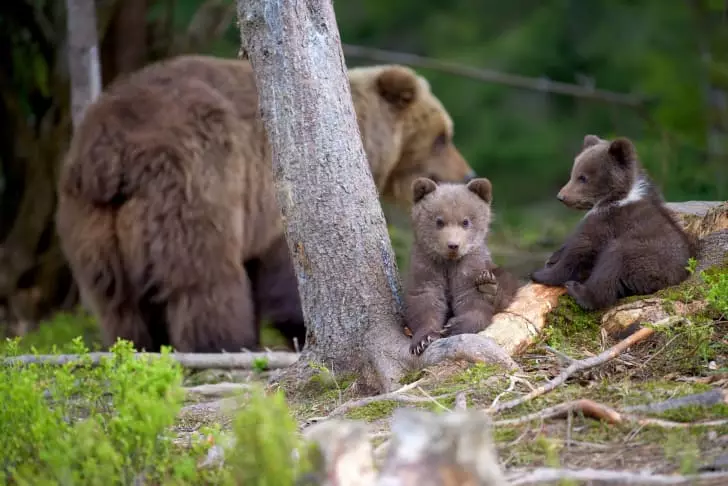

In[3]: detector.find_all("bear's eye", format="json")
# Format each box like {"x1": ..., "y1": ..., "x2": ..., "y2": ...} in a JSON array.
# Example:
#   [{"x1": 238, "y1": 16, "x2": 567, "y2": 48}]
[
  {"x1": 577, "y1": 175, "x2": 587, "y2": 183},
  {"x1": 435, "y1": 217, "x2": 445, "y2": 229},
  {"x1": 433, "y1": 132, "x2": 448, "y2": 151},
  {"x1": 462, "y1": 218, "x2": 470, "y2": 228}
]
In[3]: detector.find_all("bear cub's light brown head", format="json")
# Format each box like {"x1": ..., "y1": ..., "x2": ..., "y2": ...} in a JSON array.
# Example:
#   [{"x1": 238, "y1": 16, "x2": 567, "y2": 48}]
[
  {"x1": 557, "y1": 134, "x2": 654, "y2": 211},
  {"x1": 411, "y1": 177, "x2": 493, "y2": 261}
]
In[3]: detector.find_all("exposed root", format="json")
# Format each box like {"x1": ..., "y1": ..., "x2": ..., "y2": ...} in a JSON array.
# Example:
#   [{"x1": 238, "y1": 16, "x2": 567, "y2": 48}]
[{"x1": 419, "y1": 333, "x2": 519, "y2": 371}]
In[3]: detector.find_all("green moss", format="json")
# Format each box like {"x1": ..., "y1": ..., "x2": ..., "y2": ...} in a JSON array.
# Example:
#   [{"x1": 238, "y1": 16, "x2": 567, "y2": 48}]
[
  {"x1": 345, "y1": 400, "x2": 397, "y2": 421},
  {"x1": 399, "y1": 369, "x2": 425, "y2": 385},
  {"x1": 543, "y1": 295, "x2": 602, "y2": 355}
]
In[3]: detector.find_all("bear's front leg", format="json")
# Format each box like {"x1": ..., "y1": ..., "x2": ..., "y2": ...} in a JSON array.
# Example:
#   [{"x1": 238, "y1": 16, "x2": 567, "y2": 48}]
[
  {"x1": 405, "y1": 288, "x2": 449, "y2": 356},
  {"x1": 565, "y1": 243, "x2": 623, "y2": 311},
  {"x1": 530, "y1": 238, "x2": 593, "y2": 286}
]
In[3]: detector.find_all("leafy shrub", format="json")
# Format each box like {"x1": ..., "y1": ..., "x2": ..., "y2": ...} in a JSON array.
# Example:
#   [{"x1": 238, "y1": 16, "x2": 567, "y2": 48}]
[
  {"x1": 0, "y1": 338, "x2": 204, "y2": 484},
  {"x1": 0, "y1": 335, "x2": 314, "y2": 485}
]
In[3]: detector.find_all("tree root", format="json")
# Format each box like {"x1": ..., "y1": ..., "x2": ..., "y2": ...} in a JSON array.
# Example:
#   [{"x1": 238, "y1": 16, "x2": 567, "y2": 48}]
[{"x1": 419, "y1": 333, "x2": 520, "y2": 371}]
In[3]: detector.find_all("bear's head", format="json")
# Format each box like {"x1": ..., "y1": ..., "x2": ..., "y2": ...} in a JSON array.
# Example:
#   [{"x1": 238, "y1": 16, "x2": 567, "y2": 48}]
[
  {"x1": 557, "y1": 134, "x2": 650, "y2": 211},
  {"x1": 348, "y1": 65, "x2": 475, "y2": 207},
  {"x1": 410, "y1": 177, "x2": 492, "y2": 261}
]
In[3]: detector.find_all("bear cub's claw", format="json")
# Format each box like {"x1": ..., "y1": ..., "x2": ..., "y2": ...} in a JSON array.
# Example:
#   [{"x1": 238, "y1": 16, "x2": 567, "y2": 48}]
[
  {"x1": 475, "y1": 269, "x2": 498, "y2": 300},
  {"x1": 409, "y1": 330, "x2": 442, "y2": 356}
]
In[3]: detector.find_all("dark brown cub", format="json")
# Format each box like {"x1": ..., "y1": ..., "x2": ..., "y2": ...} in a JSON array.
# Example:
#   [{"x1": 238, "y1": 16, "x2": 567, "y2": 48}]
[{"x1": 530, "y1": 134, "x2": 696, "y2": 310}]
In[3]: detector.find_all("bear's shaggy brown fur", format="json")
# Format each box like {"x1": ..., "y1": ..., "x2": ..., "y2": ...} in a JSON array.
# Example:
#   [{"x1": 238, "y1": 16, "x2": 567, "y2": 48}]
[
  {"x1": 530, "y1": 134, "x2": 696, "y2": 310},
  {"x1": 404, "y1": 178, "x2": 518, "y2": 355},
  {"x1": 56, "y1": 54, "x2": 476, "y2": 353}
]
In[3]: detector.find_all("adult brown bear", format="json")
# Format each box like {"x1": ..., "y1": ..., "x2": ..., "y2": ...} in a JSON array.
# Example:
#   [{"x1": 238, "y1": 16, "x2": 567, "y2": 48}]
[{"x1": 56, "y1": 55, "x2": 476, "y2": 353}]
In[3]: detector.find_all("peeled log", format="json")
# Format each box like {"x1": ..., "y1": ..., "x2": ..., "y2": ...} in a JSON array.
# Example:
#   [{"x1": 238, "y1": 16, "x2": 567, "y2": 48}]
[
  {"x1": 478, "y1": 283, "x2": 565, "y2": 355},
  {"x1": 470, "y1": 200, "x2": 726, "y2": 357}
]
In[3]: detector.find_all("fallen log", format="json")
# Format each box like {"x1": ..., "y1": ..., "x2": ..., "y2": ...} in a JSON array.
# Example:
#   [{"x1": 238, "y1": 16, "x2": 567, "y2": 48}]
[{"x1": 1, "y1": 351, "x2": 299, "y2": 369}]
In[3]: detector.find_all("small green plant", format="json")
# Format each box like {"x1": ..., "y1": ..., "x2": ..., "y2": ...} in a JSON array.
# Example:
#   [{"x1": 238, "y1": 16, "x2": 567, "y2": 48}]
[
  {"x1": 703, "y1": 270, "x2": 728, "y2": 319},
  {"x1": 252, "y1": 356, "x2": 270, "y2": 373},
  {"x1": 226, "y1": 384, "x2": 313, "y2": 486}
]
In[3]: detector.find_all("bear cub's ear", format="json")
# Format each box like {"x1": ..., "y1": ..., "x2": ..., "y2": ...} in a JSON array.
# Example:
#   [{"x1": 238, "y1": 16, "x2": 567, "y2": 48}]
[
  {"x1": 608, "y1": 137, "x2": 636, "y2": 167},
  {"x1": 467, "y1": 178, "x2": 492, "y2": 204},
  {"x1": 412, "y1": 177, "x2": 438, "y2": 203},
  {"x1": 377, "y1": 66, "x2": 419, "y2": 110},
  {"x1": 582, "y1": 134, "x2": 604, "y2": 150}
]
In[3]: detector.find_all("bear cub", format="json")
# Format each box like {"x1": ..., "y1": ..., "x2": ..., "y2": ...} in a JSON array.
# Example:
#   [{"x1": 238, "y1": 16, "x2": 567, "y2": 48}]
[
  {"x1": 531, "y1": 134, "x2": 696, "y2": 311},
  {"x1": 404, "y1": 177, "x2": 519, "y2": 355}
]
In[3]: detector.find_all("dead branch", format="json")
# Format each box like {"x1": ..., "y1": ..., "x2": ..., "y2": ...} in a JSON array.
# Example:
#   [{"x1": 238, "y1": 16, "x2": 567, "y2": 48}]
[
  {"x1": 623, "y1": 388, "x2": 728, "y2": 414},
  {"x1": 377, "y1": 408, "x2": 509, "y2": 486},
  {"x1": 342, "y1": 44, "x2": 649, "y2": 108},
  {"x1": 492, "y1": 398, "x2": 728, "y2": 429},
  {"x1": 488, "y1": 320, "x2": 677, "y2": 414},
  {"x1": 507, "y1": 467, "x2": 728, "y2": 485},
  {"x1": 2, "y1": 351, "x2": 299, "y2": 369},
  {"x1": 184, "y1": 382, "x2": 251, "y2": 398}
]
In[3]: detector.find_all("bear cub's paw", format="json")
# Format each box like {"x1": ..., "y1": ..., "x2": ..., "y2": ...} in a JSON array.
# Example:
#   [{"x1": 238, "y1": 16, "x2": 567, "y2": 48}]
[
  {"x1": 475, "y1": 269, "x2": 499, "y2": 301},
  {"x1": 564, "y1": 280, "x2": 596, "y2": 310},
  {"x1": 530, "y1": 267, "x2": 556, "y2": 285},
  {"x1": 442, "y1": 315, "x2": 483, "y2": 336},
  {"x1": 409, "y1": 328, "x2": 443, "y2": 356}
]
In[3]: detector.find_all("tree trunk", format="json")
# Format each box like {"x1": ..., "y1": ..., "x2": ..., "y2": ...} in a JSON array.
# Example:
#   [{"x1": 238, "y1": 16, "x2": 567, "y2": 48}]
[
  {"x1": 65, "y1": 0, "x2": 102, "y2": 128},
  {"x1": 237, "y1": 0, "x2": 411, "y2": 393}
]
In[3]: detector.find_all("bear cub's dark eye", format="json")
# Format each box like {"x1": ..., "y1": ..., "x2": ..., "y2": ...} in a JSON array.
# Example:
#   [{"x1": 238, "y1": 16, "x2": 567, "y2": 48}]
[
  {"x1": 577, "y1": 175, "x2": 587, "y2": 183},
  {"x1": 433, "y1": 132, "x2": 448, "y2": 150},
  {"x1": 435, "y1": 217, "x2": 445, "y2": 229},
  {"x1": 462, "y1": 218, "x2": 470, "y2": 228}
]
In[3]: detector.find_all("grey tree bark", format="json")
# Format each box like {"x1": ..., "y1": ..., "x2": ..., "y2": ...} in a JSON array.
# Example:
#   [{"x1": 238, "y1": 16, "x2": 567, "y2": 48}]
[
  {"x1": 236, "y1": 0, "x2": 412, "y2": 392},
  {"x1": 65, "y1": 0, "x2": 102, "y2": 128}
]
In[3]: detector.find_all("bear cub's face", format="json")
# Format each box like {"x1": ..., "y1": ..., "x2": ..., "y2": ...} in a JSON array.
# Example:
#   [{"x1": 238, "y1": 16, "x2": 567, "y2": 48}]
[
  {"x1": 411, "y1": 177, "x2": 492, "y2": 261},
  {"x1": 557, "y1": 134, "x2": 642, "y2": 210}
]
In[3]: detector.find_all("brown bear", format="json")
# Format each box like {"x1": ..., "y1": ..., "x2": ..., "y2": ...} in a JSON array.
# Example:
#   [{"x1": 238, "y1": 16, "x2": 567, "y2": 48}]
[
  {"x1": 404, "y1": 177, "x2": 519, "y2": 355},
  {"x1": 55, "y1": 54, "x2": 476, "y2": 353},
  {"x1": 530, "y1": 134, "x2": 696, "y2": 310}
]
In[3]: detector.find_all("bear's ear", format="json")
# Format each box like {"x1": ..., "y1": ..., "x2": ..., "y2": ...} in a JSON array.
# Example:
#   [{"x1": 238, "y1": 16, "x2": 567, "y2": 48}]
[
  {"x1": 412, "y1": 177, "x2": 437, "y2": 203},
  {"x1": 608, "y1": 137, "x2": 636, "y2": 167},
  {"x1": 467, "y1": 178, "x2": 492, "y2": 204},
  {"x1": 582, "y1": 134, "x2": 603, "y2": 150},
  {"x1": 377, "y1": 66, "x2": 419, "y2": 110}
]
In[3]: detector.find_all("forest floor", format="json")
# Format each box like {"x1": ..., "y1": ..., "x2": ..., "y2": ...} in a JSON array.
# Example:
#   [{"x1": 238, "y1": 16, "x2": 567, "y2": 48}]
[{"x1": 170, "y1": 267, "x2": 728, "y2": 484}]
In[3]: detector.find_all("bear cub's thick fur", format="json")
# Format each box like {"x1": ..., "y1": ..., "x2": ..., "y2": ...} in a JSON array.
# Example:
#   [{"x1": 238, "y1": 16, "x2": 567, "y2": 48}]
[
  {"x1": 531, "y1": 134, "x2": 696, "y2": 310},
  {"x1": 404, "y1": 177, "x2": 518, "y2": 355}
]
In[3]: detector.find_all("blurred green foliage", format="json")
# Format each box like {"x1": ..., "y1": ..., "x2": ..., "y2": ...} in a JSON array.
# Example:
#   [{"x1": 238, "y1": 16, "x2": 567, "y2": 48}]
[{"x1": 183, "y1": 0, "x2": 727, "y2": 212}]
